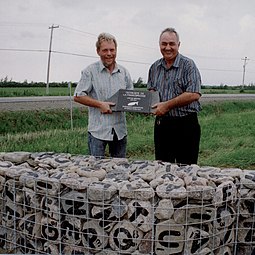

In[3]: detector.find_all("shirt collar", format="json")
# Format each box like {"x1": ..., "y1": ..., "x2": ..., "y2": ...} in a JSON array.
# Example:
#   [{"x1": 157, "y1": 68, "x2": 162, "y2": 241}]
[
  {"x1": 99, "y1": 61, "x2": 121, "y2": 73},
  {"x1": 158, "y1": 53, "x2": 181, "y2": 69}
]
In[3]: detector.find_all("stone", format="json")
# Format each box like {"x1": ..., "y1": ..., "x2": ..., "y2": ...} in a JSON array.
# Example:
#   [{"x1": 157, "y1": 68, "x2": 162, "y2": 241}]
[
  {"x1": 43, "y1": 242, "x2": 59, "y2": 255},
  {"x1": 34, "y1": 152, "x2": 72, "y2": 169},
  {"x1": 61, "y1": 190, "x2": 89, "y2": 218},
  {"x1": 91, "y1": 204, "x2": 118, "y2": 232},
  {"x1": 197, "y1": 166, "x2": 221, "y2": 178},
  {"x1": 184, "y1": 175, "x2": 208, "y2": 187},
  {"x1": 41, "y1": 216, "x2": 61, "y2": 242},
  {"x1": 155, "y1": 199, "x2": 174, "y2": 220},
  {"x1": 139, "y1": 231, "x2": 153, "y2": 254},
  {"x1": 174, "y1": 205, "x2": 216, "y2": 225},
  {"x1": 220, "y1": 168, "x2": 243, "y2": 178},
  {"x1": 82, "y1": 219, "x2": 108, "y2": 252},
  {"x1": 105, "y1": 168, "x2": 130, "y2": 182},
  {"x1": 0, "y1": 175, "x2": 5, "y2": 192},
  {"x1": 186, "y1": 185, "x2": 215, "y2": 200},
  {"x1": 119, "y1": 178, "x2": 155, "y2": 200},
  {"x1": 150, "y1": 172, "x2": 184, "y2": 189},
  {"x1": 214, "y1": 205, "x2": 236, "y2": 229},
  {"x1": 88, "y1": 181, "x2": 117, "y2": 201},
  {"x1": 60, "y1": 176, "x2": 98, "y2": 190},
  {"x1": 2, "y1": 202, "x2": 23, "y2": 228},
  {"x1": 212, "y1": 226, "x2": 234, "y2": 247},
  {"x1": 174, "y1": 164, "x2": 200, "y2": 179},
  {"x1": 19, "y1": 171, "x2": 47, "y2": 188},
  {"x1": 186, "y1": 226, "x2": 210, "y2": 254},
  {"x1": 215, "y1": 246, "x2": 232, "y2": 255},
  {"x1": 195, "y1": 247, "x2": 214, "y2": 254},
  {"x1": 109, "y1": 220, "x2": 143, "y2": 253},
  {"x1": 238, "y1": 218, "x2": 255, "y2": 243},
  {"x1": 35, "y1": 176, "x2": 62, "y2": 196},
  {"x1": 213, "y1": 181, "x2": 237, "y2": 204},
  {"x1": 241, "y1": 170, "x2": 255, "y2": 189},
  {"x1": 2, "y1": 151, "x2": 31, "y2": 164},
  {"x1": 155, "y1": 219, "x2": 184, "y2": 255},
  {"x1": 239, "y1": 190, "x2": 255, "y2": 218},
  {"x1": 61, "y1": 217, "x2": 82, "y2": 245},
  {"x1": 5, "y1": 166, "x2": 34, "y2": 180},
  {"x1": 0, "y1": 160, "x2": 13, "y2": 168},
  {"x1": 131, "y1": 161, "x2": 157, "y2": 182},
  {"x1": 111, "y1": 196, "x2": 128, "y2": 218},
  {"x1": 127, "y1": 200, "x2": 153, "y2": 232},
  {"x1": 16, "y1": 237, "x2": 44, "y2": 254},
  {"x1": 4, "y1": 179, "x2": 23, "y2": 203},
  {"x1": 22, "y1": 187, "x2": 41, "y2": 213},
  {"x1": 74, "y1": 166, "x2": 106, "y2": 180},
  {"x1": 62, "y1": 245, "x2": 87, "y2": 255},
  {"x1": 41, "y1": 196, "x2": 61, "y2": 220},
  {"x1": 18, "y1": 212, "x2": 42, "y2": 238},
  {"x1": 156, "y1": 182, "x2": 186, "y2": 199}
]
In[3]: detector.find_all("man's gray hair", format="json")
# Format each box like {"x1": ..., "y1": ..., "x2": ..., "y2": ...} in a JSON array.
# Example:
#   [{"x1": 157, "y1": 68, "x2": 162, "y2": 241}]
[
  {"x1": 96, "y1": 33, "x2": 117, "y2": 50},
  {"x1": 159, "y1": 27, "x2": 180, "y2": 42}
]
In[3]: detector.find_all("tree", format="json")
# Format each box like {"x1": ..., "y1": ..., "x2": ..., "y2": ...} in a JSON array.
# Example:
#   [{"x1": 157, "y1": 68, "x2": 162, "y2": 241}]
[{"x1": 134, "y1": 77, "x2": 146, "y2": 88}]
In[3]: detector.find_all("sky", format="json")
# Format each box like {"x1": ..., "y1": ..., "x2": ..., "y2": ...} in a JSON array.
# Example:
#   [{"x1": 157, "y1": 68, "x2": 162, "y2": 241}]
[{"x1": 0, "y1": 0, "x2": 255, "y2": 86}]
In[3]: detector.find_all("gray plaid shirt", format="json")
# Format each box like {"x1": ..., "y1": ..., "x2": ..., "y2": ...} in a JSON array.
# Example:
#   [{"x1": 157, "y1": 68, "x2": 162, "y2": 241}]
[{"x1": 74, "y1": 61, "x2": 133, "y2": 140}]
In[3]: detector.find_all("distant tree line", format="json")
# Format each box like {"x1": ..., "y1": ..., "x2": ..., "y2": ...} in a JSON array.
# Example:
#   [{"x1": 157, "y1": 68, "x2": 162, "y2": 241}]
[
  {"x1": 1, "y1": 76, "x2": 255, "y2": 90},
  {"x1": 0, "y1": 77, "x2": 75, "y2": 88},
  {"x1": 0, "y1": 76, "x2": 147, "y2": 88},
  {"x1": 201, "y1": 83, "x2": 255, "y2": 92}
]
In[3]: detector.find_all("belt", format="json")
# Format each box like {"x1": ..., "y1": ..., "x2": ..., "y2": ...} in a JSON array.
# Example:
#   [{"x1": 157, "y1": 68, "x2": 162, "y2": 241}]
[{"x1": 158, "y1": 112, "x2": 197, "y2": 120}]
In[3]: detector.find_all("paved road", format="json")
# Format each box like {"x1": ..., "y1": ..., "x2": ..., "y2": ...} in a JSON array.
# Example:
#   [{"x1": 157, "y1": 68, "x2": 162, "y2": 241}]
[{"x1": 0, "y1": 94, "x2": 254, "y2": 112}]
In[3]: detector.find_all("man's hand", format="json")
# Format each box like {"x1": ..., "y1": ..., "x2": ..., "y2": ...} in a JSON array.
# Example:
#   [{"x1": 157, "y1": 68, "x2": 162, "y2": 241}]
[
  {"x1": 99, "y1": 101, "x2": 116, "y2": 114},
  {"x1": 152, "y1": 102, "x2": 169, "y2": 116}
]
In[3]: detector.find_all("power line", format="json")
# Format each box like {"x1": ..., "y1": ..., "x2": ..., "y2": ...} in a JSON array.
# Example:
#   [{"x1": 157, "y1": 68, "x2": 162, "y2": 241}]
[
  {"x1": 2, "y1": 47, "x2": 255, "y2": 74},
  {"x1": 1, "y1": 22, "x2": 255, "y2": 62},
  {"x1": 0, "y1": 48, "x2": 48, "y2": 53},
  {"x1": 59, "y1": 25, "x2": 97, "y2": 37},
  {"x1": 200, "y1": 68, "x2": 242, "y2": 73}
]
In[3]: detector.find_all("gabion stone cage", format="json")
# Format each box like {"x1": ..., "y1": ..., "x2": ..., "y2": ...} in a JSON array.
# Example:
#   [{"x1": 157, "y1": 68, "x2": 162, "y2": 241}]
[{"x1": 0, "y1": 152, "x2": 255, "y2": 254}]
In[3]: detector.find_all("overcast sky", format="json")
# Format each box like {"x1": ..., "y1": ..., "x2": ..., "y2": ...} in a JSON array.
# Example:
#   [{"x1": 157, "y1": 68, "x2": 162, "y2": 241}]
[{"x1": 1, "y1": 0, "x2": 255, "y2": 86}]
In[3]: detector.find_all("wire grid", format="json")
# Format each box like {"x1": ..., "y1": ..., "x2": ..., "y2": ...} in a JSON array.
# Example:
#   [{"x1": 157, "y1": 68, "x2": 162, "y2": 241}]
[{"x1": 0, "y1": 170, "x2": 255, "y2": 254}]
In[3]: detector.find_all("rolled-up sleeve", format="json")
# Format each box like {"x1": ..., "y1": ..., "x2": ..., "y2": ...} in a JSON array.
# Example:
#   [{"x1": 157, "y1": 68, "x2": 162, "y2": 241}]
[{"x1": 74, "y1": 68, "x2": 92, "y2": 96}]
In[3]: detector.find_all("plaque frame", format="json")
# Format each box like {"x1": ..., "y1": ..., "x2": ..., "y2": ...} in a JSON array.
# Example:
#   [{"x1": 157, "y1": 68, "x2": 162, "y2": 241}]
[{"x1": 106, "y1": 89, "x2": 160, "y2": 113}]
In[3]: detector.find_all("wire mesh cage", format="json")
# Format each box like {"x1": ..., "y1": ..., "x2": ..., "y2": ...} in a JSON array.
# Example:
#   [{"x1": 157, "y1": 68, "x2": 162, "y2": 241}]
[{"x1": 0, "y1": 152, "x2": 255, "y2": 254}]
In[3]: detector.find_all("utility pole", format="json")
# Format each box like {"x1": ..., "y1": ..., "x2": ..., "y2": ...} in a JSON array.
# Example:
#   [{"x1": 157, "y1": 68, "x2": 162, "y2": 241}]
[
  {"x1": 241, "y1": 56, "x2": 249, "y2": 88},
  {"x1": 46, "y1": 24, "x2": 59, "y2": 95}
]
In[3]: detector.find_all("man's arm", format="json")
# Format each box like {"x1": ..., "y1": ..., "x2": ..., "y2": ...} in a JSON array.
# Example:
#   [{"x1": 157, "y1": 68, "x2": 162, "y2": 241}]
[
  {"x1": 74, "y1": 95, "x2": 115, "y2": 114},
  {"x1": 152, "y1": 92, "x2": 200, "y2": 116}
]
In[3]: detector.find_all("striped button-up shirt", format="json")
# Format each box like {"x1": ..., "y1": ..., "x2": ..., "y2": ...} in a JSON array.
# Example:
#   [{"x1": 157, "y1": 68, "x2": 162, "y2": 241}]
[
  {"x1": 74, "y1": 61, "x2": 133, "y2": 141},
  {"x1": 147, "y1": 53, "x2": 202, "y2": 117}
]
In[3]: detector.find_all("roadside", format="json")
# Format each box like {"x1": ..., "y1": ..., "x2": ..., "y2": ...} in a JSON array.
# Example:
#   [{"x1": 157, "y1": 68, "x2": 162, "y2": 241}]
[{"x1": 1, "y1": 94, "x2": 255, "y2": 112}]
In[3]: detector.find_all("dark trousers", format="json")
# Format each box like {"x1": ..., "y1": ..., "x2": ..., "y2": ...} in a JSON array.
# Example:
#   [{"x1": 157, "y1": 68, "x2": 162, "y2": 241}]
[{"x1": 154, "y1": 113, "x2": 201, "y2": 165}]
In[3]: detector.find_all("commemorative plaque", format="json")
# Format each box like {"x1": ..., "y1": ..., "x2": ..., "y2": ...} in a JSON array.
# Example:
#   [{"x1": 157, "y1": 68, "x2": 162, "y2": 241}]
[{"x1": 107, "y1": 89, "x2": 160, "y2": 113}]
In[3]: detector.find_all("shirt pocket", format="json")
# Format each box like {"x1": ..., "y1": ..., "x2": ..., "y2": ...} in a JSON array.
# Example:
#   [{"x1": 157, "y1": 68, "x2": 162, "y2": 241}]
[{"x1": 172, "y1": 79, "x2": 185, "y2": 97}]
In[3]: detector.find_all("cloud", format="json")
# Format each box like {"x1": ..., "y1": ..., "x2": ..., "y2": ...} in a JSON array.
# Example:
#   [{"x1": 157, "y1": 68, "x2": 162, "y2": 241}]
[{"x1": 0, "y1": 0, "x2": 255, "y2": 85}]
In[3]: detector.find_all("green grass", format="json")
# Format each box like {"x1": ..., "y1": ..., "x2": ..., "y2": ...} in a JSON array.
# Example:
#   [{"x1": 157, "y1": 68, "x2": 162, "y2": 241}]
[
  {"x1": 0, "y1": 87, "x2": 76, "y2": 97},
  {"x1": 1, "y1": 101, "x2": 255, "y2": 169},
  {"x1": 1, "y1": 87, "x2": 255, "y2": 97},
  {"x1": 202, "y1": 88, "x2": 255, "y2": 94}
]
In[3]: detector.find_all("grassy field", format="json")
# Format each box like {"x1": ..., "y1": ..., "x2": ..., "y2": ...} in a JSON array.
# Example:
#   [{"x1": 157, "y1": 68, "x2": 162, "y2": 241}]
[
  {"x1": 1, "y1": 101, "x2": 255, "y2": 170},
  {"x1": 1, "y1": 86, "x2": 255, "y2": 97},
  {"x1": 0, "y1": 86, "x2": 76, "y2": 97}
]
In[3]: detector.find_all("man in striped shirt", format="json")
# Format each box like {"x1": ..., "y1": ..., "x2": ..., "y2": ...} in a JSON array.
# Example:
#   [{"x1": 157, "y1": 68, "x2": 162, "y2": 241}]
[
  {"x1": 74, "y1": 33, "x2": 133, "y2": 158},
  {"x1": 147, "y1": 27, "x2": 202, "y2": 165}
]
